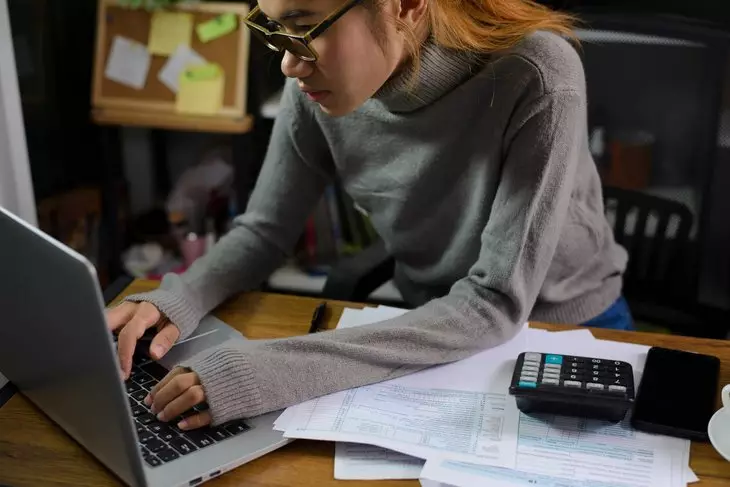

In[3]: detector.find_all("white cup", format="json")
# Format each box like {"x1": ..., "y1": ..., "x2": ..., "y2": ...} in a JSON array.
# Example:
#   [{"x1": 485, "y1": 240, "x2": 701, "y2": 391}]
[
  {"x1": 723, "y1": 384, "x2": 730, "y2": 411},
  {"x1": 709, "y1": 385, "x2": 730, "y2": 461}
]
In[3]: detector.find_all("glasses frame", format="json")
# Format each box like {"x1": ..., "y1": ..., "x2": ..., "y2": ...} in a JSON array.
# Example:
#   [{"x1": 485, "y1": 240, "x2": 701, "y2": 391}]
[{"x1": 243, "y1": 0, "x2": 363, "y2": 62}]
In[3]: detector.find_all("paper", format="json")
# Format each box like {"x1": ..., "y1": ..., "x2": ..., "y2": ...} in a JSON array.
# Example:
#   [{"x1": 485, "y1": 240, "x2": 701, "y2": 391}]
[
  {"x1": 148, "y1": 11, "x2": 194, "y2": 56},
  {"x1": 282, "y1": 323, "x2": 528, "y2": 467},
  {"x1": 104, "y1": 36, "x2": 151, "y2": 89},
  {"x1": 0, "y1": 372, "x2": 7, "y2": 390},
  {"x1": 175, "y1": 63, "x2": 224, "y2": 115},
  {"x1": 158, "y1": 45, "x2": 206, "y2": 93},
  {"x1": 421, "y1": 413, "x2": 678, "y2": 487},
  {"x1": 196, "y1": 13, "x2": 239, "y2": 43},
  {"x1": 335, "y1": 443, "x2": 424, "y2": 480}
]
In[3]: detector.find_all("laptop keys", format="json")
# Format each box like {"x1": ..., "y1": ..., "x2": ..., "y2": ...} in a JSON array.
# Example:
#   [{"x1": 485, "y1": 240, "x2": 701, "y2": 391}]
[
  {"x1": 131, "y1": 405, "x2": 147, "y2": 417},
  {"x1": 140, "y1": 361, "x2": 169, "y2": 381},
  {"x1": 224, "y1": 421, "x2": 250, "y2": 435},
  {"x1": 137, "y1": 430, "x2": 155, "y2": 444},
  {"x1": 206, "y1": 427, "x2": 231, "y2": 441},
  {"x1": 145, "y1": 439, "x2": 166, "y2": 453},
  {"x1": 170, "y1": 437, "x2": 197, "y2": 455},
  {"x1": 158, "y1": 427, "x2": 176, "y2": 442},
  {"x1": 144, "y1": 455, "x2": 162, "y2": 467},
  {"x1": 131, "y1": 390, "x2": 148, "y2": 402},
  {"x1": 126, "y1": 381, "x2": 142, "y2": 393},
  {"x1": 137, "y1": 413, "x2": 156, "y2": 426},
  {"x1": 184, "y1": 430, "x2": 215, "y2": 448},
  {"x1": 156, "y1": 448, "x2": 180, "y2": 463}
]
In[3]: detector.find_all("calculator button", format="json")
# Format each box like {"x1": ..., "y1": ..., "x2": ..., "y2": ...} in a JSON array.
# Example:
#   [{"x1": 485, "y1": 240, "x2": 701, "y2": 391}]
[
  {"x1": 545, "y1": 355, "x2": 563, "y2": 365},
  {"x1": 610, "y1": 378, "x2": 627, "y2": 386},
  {"x1": 519, "y1": 375, "x2": 537, "y2": 383},
  {"x1": 586, "y1": 383, "x2": 605, "y2": 390},
  {"x1": 608, "y1": 385, "x2": 627, "y2": 393},
  {"x1": 564, "y1": 375, "x2": 585, "y2": 383},
  {"x1": 524, "y1": 353, "x2": 542, "y2": 363},
  {"x1": 563, "y1": 380, "x2": 582, "y2": 388},
  {"x1": 569, "y1": 361, "x2": 584, "y2": 368},
  {"x1": 566, "y1": 356, "x2": 585, "y2": 363},
  {"x1": 521, "y1": 365, "x2": 539, "y2": 373},
  {"x1": 589, "y1": 376, "x2": 603, "y2": 383},
  {"x1": 520, "y1": 371, "x2": 538, "y2": 379},
  {"x1": 542, "y1": 373, "x2": 560, "y2": 381},
  {"x1": 518, "y1": 381, "x2": 537, "y2": 388},
  {"x1": 544, "y1": 363, "x2": 562, "y2": 372},
  {"x1": 542, "y1": 378, "x2": 559, "y2": 385}
]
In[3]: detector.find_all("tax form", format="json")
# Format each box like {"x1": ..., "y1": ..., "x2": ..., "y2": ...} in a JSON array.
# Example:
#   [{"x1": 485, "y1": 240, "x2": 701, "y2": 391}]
[
  {"x1": 282, "y1": 315, "x2": 529, "y2": 468},
  {"x1": 334, "y1": 443, "x2": 424, "y2": 480},
  {"x1": 420, "y1": 331, "x2": 698, "y2": 487}
]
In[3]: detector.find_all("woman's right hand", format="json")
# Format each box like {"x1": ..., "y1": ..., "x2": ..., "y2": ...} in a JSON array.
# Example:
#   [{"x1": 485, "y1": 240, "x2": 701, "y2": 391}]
[{"x1": 106, "y1": 301, "x2": 181, "y2": 380}]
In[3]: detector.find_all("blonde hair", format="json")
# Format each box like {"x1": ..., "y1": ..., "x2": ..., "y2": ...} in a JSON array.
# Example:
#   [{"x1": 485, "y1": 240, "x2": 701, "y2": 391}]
[{"x1": 388, "y1": 0, "x2": 578, "y2": 76}]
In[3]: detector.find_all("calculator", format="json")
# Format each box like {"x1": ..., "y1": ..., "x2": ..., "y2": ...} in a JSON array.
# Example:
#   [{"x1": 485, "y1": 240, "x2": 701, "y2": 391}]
[{"x1": 508, "y1": 352, "x2": 635, "y2": 422}]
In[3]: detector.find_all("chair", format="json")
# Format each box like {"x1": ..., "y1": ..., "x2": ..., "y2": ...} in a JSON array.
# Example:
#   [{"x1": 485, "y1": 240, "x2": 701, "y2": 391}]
[{"x1": 601, "y1": 185, "x2": 695, "y2": 302}]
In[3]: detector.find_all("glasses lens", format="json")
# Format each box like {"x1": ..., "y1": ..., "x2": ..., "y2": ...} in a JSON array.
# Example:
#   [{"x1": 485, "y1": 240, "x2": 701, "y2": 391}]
[
  {"x1": 270, "y1": 34, "x2": 316, "y2": 61},
  {"x1": 248, "y1": 28, "x2": 281, "y2": 53}
]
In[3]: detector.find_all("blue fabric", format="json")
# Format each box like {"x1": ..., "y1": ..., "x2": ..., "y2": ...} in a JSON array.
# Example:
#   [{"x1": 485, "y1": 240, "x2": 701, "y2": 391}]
[{"x1": 580, "y1": 296, "x2": 635, "y2": 330}]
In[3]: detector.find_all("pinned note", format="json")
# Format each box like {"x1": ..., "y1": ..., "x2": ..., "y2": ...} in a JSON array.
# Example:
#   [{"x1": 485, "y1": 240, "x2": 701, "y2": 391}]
[
  {"x1": 158, "y1": 45, "x2": 207, "y2": 93},
  {"x1": 104, "y1": 36, "x2": 151, "y2": 89},
  {"x1": 196, "y1": 13, "x2": 238, "y2": 43},
  {"x1": 148, "y1": 11, "x2": 194, "y2": 56},
  {"x1": 175, "y1": 63, "x2": 225, "y2": 115}
]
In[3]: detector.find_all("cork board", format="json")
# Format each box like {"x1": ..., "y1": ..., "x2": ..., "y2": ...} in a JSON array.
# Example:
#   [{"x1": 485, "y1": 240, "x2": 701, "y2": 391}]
[{"x1": 92, "y1": 0, "x2": 250, "y2": 121}]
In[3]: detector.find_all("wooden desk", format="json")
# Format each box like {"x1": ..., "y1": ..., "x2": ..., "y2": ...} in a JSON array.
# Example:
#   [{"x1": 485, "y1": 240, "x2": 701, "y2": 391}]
[{"x1": 2, "y1": 279, "x2": 730, "y2": 486}]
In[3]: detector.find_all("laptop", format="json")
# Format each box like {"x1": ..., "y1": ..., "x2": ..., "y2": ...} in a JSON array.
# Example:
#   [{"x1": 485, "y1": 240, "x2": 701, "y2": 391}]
[{"x1": 0, "y1": 207, "x2": 291, "y2": 486}]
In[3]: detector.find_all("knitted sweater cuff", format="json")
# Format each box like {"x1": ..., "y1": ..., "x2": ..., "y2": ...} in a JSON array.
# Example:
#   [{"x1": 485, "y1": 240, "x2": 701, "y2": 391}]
[{"x1": 181, "y1": 348, "x2": 264, "y2": 425}]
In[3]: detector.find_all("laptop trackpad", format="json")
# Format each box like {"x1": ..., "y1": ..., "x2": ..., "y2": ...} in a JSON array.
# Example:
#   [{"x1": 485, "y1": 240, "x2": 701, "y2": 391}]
[{"x1": 157, "y1": 315, "x2": 246, "y2": 370}]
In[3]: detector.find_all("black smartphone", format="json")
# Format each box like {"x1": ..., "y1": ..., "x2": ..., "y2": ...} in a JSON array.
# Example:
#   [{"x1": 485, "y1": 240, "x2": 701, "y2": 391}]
[{"x1": 631, "y1": 346, "x2": 720, "y2": 441}]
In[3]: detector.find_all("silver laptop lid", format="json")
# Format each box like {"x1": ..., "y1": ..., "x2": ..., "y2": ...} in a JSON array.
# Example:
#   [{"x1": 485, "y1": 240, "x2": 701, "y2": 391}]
[{"x1": 0, "y1": 207, "x2": 146, "y2": 486}]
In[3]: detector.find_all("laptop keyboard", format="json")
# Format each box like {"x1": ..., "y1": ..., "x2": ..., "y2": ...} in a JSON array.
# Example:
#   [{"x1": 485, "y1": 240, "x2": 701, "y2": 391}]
[{"x1": 126, "y1": 354, "x2": 250, "y2": 467}]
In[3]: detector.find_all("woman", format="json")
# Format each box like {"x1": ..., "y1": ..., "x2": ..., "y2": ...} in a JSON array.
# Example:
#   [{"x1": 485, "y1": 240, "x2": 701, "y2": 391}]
[{"x1": 107, "y1": 0, "x2": 630, "y2": 430}]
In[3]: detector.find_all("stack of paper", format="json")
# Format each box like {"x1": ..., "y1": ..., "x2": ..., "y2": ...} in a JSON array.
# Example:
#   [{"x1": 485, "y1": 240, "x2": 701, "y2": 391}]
[{"x1": 275, "y1": 306, "x2": 699, "y2": 486}]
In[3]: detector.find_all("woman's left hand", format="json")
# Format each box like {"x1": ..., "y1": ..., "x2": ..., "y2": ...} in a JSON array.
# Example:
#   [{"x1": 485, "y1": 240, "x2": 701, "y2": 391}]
[{"x1": 144, "y1": 367, "x2": 211, "y2": 430}]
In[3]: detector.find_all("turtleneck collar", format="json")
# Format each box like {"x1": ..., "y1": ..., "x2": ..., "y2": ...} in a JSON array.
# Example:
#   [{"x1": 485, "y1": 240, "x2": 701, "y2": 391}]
[{"x1": 372, "y1": 39, "x2": 487, "y2": 113}]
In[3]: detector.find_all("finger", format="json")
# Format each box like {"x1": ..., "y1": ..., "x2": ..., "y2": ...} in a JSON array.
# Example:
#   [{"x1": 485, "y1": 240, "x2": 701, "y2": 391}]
[
  {"x1": 149, "y1": 322, "x2": 180, "y2": 360},
  {"x1": 145, "y1": 367, "x2": 185, "y2": 406},
  {"x1": 150, "y1": 372, "x2": 200, "y2": 414},
  {"x1": 117, "y1": 302, "x2": 161, "y2": 379},
  {"x1": 156, "y1": 385, "x2": 206, "y2": 422},
  {"x1": 106, "y1": 302, "x2": 137, "y2": 332},
  {"x1": 178, "y1": 411, "x2": 212, "y2": 431}
]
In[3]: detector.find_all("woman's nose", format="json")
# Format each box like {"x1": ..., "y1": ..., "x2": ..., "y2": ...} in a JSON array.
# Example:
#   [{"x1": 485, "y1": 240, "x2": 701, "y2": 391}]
[{"x1": 280, "y1": 51, "x2": 314, "y2": 79}]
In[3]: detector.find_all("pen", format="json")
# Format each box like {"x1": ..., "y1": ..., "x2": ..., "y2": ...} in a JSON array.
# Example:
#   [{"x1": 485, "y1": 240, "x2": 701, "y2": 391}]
[{"x1": 309, "y1": 302, "x2": 327, "y2": 334}]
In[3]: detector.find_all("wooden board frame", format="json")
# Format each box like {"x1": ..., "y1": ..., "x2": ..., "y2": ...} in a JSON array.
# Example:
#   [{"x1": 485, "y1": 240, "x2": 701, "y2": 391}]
[{"x1": 91, "y1": 0, "x2": 252, "y2": 133}]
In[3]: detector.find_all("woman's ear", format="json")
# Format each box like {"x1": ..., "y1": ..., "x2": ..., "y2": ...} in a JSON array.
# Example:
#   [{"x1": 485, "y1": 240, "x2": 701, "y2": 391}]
[{"x1": 398, "y1": 0, "x2": 428, "y2": 29}]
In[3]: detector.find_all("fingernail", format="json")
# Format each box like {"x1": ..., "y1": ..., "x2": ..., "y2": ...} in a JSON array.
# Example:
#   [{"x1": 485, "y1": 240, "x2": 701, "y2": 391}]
[
  {"x1": 157, "y1": 411, "x2": 166, "y2": 421},
  {"x1": 150, "y1": 403, "x2": 157, "y2": 414},
  {"x1": 152, "y1": 345, "x2": 165, "y2": 357},
  {"x1": 143, "y1": 395, "x2": 152, "y2": 406},
  {"x1": 178, "y1": 419, "x2": 188, "y2": 430}
]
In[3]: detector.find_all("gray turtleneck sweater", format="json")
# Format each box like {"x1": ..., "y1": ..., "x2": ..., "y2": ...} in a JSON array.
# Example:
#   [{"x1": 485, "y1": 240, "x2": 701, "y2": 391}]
[{"x1": 126, "y1": 31, "x2": 627, "y2": 424}]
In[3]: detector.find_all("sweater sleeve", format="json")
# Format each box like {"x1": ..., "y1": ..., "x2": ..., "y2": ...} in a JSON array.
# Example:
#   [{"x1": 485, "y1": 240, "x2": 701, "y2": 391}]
[
  {"x1": 181, "y1": 89, "x2": 587, "y2": 424},
  {"x1": 125, "y1": 80, "x2": 334, "y2": 339}
]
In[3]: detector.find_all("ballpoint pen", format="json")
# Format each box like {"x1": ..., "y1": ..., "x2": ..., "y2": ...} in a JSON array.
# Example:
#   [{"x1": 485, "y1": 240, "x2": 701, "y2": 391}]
[{"x1": 308, "y1": 302, "x2": 327, "y2": 333}]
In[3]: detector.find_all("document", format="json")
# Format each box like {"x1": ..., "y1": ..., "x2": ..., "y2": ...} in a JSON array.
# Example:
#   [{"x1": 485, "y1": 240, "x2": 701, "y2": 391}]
[
  {"x1": 334, "y1": 443, "x2": 424, "y2": 480},
  {"x1": 148, "y1": 11, "x2": 194, "y2": 56},
  {"x1": 0, "y1": 372, "x2": 7, "y2": 390},
  {"x1": 420, "y1": 413, "x2": 676, "y2": 487},
  {"x1": 104, "y1": 36, "x2": 151, "y2": 90},
  {"x1": 175, "y1": 63, "x2": 224, "y2": 115},
  {"x1": 158, "y1": 45, "x2": 206, "y2": 93},
  {"x1": 196, "y1": 13, "x2": 239, "y2": 43},
  {"x1": 283, "y1": 322, "x2": 528, "y2": 467}
]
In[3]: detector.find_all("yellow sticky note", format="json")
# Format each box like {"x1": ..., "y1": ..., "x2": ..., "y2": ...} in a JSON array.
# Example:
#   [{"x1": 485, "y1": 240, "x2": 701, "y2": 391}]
[
  {"x1": 175, "y1": 63, "x2": 224, "y2": 115},
  {"x1": 196, "y1": 13, "x2": 238, "y2": 43},
  {"x1": 148, "y1": 12, "x2": 194, "y2": 56}
]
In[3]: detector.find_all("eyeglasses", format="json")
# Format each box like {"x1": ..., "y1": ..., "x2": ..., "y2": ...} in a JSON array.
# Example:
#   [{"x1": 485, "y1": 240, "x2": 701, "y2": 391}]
[{"x1": 243, "y1": 0, "x2": 363, "y2": 62}]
